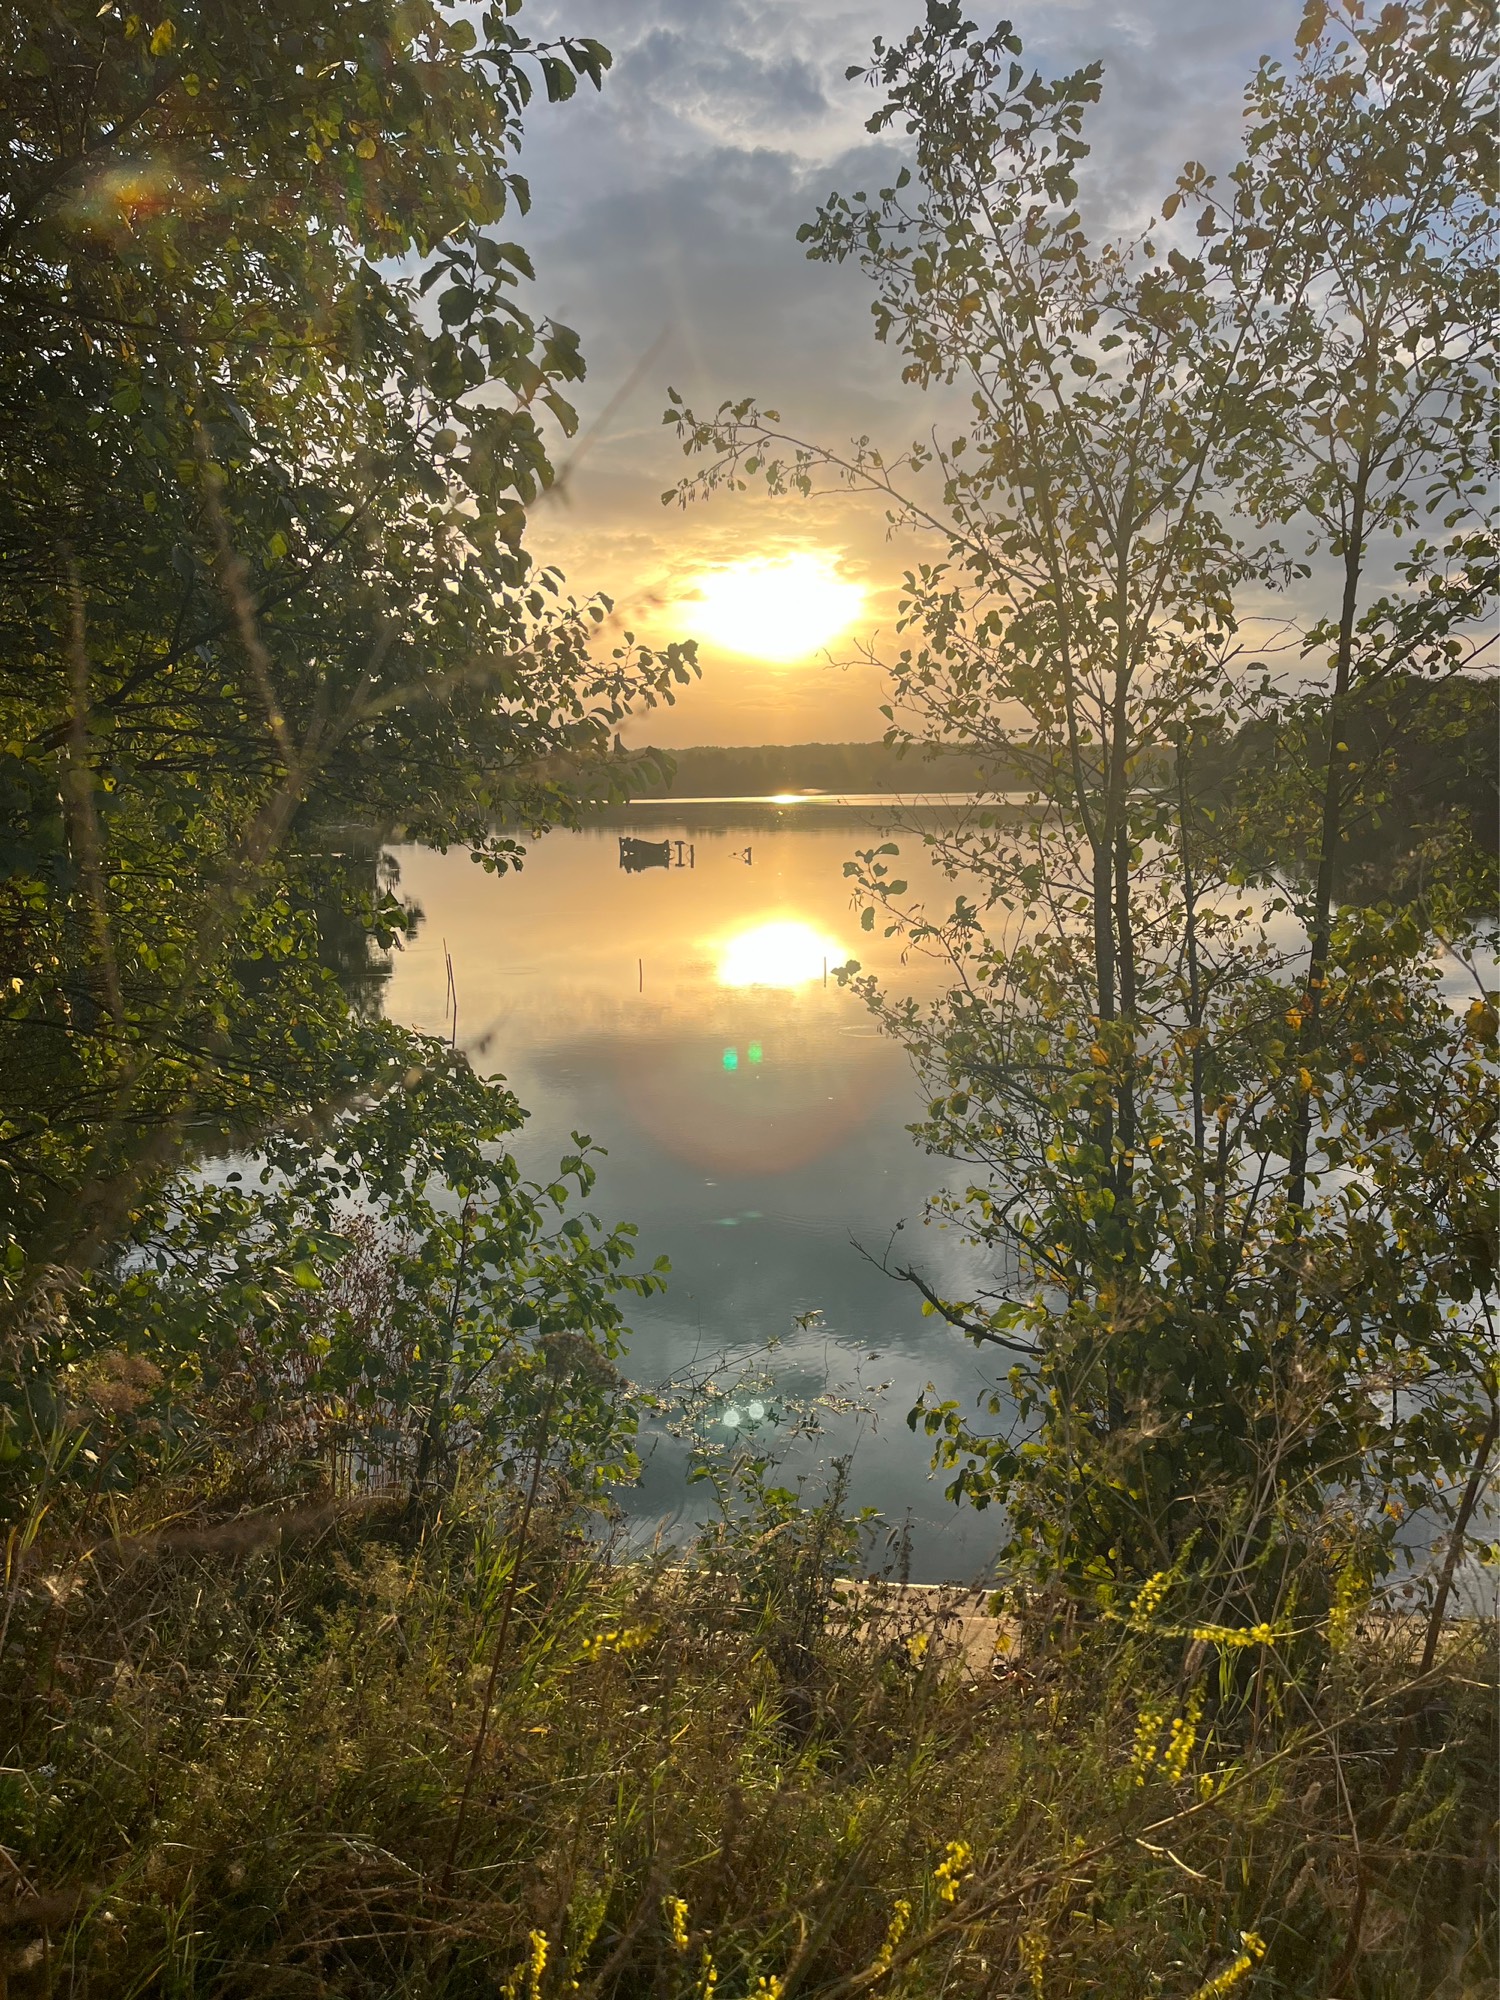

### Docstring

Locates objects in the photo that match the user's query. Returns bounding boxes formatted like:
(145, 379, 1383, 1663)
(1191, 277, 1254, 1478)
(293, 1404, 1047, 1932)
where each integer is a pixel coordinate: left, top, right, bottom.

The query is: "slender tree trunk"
(1091, 832, 1116, 1178)
(1113, 817, 1137, 1173)
(1287, 453, 1371, 1220)
(1419, 1396, 1497, 1676)
(1176, 736, 1207, 1250)
(1092, 834, 1116, 1023)
(1105, 617, 1137, 1208)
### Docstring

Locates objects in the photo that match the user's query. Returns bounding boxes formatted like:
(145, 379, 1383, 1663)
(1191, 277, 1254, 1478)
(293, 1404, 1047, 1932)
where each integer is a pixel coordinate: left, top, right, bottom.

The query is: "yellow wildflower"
(870, 1897, 911, 1976)
(1162, 1690, 1203, 1784)
(1130, 1705, 1164, 1783)
(1018, 1927, 1049, 1996)
(1187, 1931, 1266, 1999)
(697, 1950, 718, 1999)
(580, 1623, 655, 1664)
(1189, 1621, 1280, 1651)
(527, 1930, 549, 2000)
(1327, 1563, 1367, 1655)
(933, 1839, 973, 1903)
(1130, 1570, 1172, 1627)
(665, 1896, 690, 1952)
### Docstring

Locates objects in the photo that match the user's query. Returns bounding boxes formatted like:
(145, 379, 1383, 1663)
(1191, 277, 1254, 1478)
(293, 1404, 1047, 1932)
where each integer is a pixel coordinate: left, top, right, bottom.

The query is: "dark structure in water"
(618, 836, 696, 872)
(618, 836, 672, 872)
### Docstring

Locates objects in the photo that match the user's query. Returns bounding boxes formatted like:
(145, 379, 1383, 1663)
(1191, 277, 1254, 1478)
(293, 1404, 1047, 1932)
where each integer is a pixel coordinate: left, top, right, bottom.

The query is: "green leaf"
(540, 55, 577, 101)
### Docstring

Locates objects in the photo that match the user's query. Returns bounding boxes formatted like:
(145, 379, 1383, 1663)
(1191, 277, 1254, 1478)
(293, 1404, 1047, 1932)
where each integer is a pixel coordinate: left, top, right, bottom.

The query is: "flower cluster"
(1188, 1932, 1266, 1999)
(933, 1839, 974, 1904)
(503, 1930, 550, 2000)
(1162, 1691, 1204, 1785)
(1188, 1621, 1277, 1650)
(1129, 1570, 1172, 1628)
(1018, 1927, 1049, 1996)
(870, 1896, 911, 1975)
(579, 1623, 655, 1665)
(1326, 1564, 1368, 1655)
(1130, 1705, 1165, 1783)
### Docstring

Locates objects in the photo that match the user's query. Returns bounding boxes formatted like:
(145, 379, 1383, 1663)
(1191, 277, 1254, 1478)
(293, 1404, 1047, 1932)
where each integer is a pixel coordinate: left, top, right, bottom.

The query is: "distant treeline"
(1198, 672, 1498, 896)
(634, 682, 1497, 889)
(630, 739, 1014, 796)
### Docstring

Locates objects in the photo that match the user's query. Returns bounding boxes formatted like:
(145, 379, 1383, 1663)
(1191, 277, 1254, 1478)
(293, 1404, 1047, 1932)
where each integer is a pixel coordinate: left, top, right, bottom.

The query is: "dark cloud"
(619, 29, 828, 127)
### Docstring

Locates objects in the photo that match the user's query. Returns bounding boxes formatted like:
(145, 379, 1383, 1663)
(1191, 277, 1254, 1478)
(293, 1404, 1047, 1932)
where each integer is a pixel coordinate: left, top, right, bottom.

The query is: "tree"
(669, 0, 1497, 1623)
(0, 1, 695, 1510)
(1204, 0, 1496, 1223)
(0, 1, 695, 1295)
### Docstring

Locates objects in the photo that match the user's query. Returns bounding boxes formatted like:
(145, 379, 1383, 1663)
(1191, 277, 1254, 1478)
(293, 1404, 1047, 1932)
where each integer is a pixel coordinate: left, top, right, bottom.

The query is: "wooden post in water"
(443, 941, 458, 1046)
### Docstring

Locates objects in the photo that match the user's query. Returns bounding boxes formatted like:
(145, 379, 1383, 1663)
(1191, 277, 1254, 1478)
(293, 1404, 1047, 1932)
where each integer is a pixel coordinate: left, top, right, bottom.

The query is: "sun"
(680, 552, 863, 663)
(716, 919, 848, 989)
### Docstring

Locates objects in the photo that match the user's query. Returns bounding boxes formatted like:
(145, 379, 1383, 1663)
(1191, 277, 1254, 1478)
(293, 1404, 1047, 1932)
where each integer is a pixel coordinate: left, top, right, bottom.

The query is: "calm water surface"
(383, 800, 1008, 1579)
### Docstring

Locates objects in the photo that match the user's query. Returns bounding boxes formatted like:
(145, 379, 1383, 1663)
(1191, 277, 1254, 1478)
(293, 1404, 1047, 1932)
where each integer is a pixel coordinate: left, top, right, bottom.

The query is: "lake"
(382, 799, 1011, 1580)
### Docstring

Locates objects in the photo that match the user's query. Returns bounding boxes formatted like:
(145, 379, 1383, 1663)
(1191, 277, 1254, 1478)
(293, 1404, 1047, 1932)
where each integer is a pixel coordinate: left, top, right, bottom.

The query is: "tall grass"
(0, 1456, 1491, 1997)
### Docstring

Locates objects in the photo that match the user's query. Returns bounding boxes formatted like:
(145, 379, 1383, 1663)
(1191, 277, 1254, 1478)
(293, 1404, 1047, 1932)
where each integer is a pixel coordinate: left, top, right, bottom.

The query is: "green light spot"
(722, 1046, 738, 1072)
(748, 1042, 763, 1065)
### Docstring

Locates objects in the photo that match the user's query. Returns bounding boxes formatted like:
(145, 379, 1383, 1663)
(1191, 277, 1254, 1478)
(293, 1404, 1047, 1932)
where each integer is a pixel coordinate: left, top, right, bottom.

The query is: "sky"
(514, 0, 1304, 748)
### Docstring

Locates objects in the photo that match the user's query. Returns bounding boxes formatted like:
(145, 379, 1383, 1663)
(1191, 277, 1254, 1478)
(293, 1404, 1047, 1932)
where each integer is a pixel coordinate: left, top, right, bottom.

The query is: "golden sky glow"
(677, 551, 864, 664)
(715, 918, 849, 989)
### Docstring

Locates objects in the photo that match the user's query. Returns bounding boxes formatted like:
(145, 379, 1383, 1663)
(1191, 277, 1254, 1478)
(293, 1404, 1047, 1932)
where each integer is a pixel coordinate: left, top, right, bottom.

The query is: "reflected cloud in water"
(381, 804, 1008, 1579)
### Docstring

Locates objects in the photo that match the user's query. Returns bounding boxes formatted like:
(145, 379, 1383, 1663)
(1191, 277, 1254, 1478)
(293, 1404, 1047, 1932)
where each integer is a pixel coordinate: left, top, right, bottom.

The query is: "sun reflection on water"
(715, 919, 848, 990)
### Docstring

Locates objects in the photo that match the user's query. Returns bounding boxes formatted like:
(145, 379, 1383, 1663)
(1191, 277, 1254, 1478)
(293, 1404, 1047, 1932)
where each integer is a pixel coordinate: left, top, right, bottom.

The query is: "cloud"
(513, 2, 1308, 745)
(619, 28, 829, 133)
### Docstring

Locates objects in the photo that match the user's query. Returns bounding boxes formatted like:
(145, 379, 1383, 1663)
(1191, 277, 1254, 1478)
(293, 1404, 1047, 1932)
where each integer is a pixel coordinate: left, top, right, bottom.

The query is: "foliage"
(0, 1462, 1490, 1995)
(1196, 674, 1498, 912)
(0, 2, 1494, 1988)
(667, 0, 1498, 1627)
(0, 0, 695, 1294)
(0, 1040, 667, 1514)
(627, 738, 1012, 800)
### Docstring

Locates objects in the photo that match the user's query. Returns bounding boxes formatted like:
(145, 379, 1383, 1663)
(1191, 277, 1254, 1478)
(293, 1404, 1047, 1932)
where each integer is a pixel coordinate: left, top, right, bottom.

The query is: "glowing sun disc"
(716, 920, 847, 989)
(682, 553, 863, 663)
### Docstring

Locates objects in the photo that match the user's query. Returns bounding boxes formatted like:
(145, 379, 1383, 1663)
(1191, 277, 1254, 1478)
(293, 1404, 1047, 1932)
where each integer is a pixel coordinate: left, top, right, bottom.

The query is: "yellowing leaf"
(1465, 999, 1498, 1043)
(1296, 1, 1328, 51)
